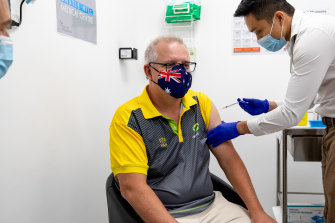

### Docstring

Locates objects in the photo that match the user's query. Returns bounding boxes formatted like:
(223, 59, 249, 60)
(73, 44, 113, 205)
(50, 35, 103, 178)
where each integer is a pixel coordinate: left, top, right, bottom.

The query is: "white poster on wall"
(232, 17, 260, 54)
(56, 0, 97, 44)
(232, 17, 286, 55)
(232, 9, 328, 55)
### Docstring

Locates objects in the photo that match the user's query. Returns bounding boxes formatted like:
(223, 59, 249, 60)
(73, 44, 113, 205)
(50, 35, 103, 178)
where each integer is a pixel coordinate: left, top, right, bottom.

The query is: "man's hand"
(238, 98, 269, 116)
(207, 121, 240, 147)
(251, 210, 277, 223)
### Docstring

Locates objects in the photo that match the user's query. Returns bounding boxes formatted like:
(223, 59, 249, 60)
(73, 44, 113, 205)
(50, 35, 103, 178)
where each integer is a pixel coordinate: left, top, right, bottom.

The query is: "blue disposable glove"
(207, 121, 241, 147)
(237, 98, 269, 116)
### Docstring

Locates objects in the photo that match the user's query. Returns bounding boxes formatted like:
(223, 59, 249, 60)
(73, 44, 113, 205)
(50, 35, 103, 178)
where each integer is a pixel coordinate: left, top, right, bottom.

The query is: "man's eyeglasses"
(149, 62, 197, 72)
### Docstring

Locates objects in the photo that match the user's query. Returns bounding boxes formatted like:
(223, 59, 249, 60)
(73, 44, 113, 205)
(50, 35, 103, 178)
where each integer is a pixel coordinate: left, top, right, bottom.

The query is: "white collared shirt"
(248, 10, 335, 136)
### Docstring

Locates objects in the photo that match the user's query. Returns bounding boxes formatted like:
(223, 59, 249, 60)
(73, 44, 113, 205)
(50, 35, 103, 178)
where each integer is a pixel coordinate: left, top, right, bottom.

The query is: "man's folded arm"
(110, 119, 177, 223)
(117, 173, 178, 223)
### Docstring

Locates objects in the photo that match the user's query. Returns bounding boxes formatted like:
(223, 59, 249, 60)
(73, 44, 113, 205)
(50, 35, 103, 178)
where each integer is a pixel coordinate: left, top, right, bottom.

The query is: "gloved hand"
(207, 121, 241, 147)
(237, 98, 269, 116)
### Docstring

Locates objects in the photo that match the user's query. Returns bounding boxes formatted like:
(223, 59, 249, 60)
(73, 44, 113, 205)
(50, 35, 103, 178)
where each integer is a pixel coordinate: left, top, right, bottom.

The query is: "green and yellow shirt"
(109, 86, 214, 217)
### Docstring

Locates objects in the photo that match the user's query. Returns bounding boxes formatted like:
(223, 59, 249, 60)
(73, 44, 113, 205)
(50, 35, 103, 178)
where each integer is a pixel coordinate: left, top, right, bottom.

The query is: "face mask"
(257, 17, 287, 52)
(0, 35, 13, 79)
(152, 64, 192, 99)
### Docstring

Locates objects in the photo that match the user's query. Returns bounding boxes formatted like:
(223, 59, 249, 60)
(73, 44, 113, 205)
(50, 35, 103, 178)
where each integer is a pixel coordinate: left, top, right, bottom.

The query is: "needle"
(221, 102, 238, 110)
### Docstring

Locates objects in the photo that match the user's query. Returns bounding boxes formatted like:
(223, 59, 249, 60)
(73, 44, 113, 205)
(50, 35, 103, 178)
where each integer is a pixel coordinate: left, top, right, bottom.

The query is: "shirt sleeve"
(248, 29, 335, 136)
(197, 92, 212, 130)
(109, 119, 149, 176)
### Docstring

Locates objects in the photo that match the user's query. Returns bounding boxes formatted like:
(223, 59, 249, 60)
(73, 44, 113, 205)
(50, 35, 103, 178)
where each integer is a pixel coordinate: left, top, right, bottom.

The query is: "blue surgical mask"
(0, 36, 13, 79)
(152, 64, 192, 99)
(257, 17, 287, 52)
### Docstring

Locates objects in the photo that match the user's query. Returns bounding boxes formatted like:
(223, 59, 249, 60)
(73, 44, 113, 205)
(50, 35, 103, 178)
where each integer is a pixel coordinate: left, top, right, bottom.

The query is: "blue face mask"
(0, 36, 14, 79)
(257, 17, 287, 52)
(152, 64, 192, 99)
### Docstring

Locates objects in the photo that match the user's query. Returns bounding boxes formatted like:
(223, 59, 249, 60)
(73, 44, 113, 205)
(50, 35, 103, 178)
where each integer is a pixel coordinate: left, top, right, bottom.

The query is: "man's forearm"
(236, 101, 277, 135)
(224, 156, 263, 215)
(121, 183, 177, 223)
(212, 144, 264, 217)
(268, 101, 278, 112)
(237, 121, 251, 135)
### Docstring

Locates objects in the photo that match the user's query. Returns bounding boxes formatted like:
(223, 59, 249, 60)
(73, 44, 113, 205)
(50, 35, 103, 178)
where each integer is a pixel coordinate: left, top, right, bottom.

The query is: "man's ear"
(275, 11, 285, 26)
(144, 64, 152, 80)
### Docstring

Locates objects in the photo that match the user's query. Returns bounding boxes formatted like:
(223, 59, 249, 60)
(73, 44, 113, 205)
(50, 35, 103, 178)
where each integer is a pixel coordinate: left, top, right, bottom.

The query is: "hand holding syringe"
(222, 98, 270, 115)
(221, 102, 238, 110)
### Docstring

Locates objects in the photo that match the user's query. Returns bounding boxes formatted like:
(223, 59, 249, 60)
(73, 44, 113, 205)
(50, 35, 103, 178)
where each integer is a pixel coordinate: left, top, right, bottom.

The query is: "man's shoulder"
(112, 96, 141, 125)
(299, 12, 335, 37)
(187, 90, 211, 103)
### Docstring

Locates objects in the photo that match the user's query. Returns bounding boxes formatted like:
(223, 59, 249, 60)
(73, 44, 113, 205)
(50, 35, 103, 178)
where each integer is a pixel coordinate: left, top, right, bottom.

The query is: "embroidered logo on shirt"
(192, 123, 200, 139)
(193, 123, 200, 132)
(159, 138, 168, 148)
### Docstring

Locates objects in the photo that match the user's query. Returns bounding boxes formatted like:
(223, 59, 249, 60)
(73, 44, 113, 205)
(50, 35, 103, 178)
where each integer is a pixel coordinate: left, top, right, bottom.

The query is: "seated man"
(109, 36, 275, 223)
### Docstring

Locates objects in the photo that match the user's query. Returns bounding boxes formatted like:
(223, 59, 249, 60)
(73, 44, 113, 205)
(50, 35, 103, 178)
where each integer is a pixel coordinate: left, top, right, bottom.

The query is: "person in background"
(109, 36, 276, 223)
(207, 0, 335, 222)
(0, 0, 13, 79)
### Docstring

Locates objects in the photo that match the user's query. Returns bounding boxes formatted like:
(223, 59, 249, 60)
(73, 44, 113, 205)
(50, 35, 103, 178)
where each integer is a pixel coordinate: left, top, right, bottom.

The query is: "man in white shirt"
(206, 0, 335, 222)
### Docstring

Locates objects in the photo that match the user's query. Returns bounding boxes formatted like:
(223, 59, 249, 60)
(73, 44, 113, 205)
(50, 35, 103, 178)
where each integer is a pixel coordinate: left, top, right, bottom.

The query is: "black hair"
(234, 0, 295, 23)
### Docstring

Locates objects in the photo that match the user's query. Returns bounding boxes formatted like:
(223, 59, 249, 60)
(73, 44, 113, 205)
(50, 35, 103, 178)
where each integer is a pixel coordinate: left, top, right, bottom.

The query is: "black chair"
(106, 173, 247, 223)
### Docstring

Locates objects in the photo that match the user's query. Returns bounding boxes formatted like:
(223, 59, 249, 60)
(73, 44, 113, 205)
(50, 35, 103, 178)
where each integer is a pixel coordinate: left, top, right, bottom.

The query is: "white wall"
(0, 0, 334, 222)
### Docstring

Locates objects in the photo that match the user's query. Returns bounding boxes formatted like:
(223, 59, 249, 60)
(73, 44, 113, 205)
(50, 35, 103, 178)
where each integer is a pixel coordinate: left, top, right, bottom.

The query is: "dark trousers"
(322, 117, 335, 223)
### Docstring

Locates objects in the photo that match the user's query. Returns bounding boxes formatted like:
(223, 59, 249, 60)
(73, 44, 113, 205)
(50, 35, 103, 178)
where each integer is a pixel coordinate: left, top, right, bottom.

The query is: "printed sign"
(232, 16, 287, 54)
(56, 0, 97, 44)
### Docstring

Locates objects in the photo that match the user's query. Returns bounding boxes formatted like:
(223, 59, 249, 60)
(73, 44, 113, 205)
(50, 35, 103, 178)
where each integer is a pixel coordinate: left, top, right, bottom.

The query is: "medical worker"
(207, 0, 335, 222)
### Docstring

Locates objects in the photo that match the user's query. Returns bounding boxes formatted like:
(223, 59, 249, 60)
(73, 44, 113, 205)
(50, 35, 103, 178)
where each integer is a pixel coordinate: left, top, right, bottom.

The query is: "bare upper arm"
(208, 101, 222, 131)
(208, 101, 237, 162)
(117, 173, 147, 191)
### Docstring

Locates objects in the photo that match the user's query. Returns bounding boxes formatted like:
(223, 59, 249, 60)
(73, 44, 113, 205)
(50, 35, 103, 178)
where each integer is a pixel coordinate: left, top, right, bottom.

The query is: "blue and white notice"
(56, 0, 97, 44)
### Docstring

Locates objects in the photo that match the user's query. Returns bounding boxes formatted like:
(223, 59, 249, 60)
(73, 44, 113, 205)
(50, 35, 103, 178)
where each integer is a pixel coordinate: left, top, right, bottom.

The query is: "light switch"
(119, 48, 137, 60)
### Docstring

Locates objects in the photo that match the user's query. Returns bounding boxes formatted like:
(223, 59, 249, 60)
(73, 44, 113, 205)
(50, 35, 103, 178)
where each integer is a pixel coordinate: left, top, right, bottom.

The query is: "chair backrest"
(106, 173, 143, 223)
(106, 173, 247, 223)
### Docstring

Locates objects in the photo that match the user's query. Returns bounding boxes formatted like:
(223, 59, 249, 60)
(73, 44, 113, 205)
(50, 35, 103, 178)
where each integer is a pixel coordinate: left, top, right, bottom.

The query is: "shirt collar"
(138, 86, 198, 120)
(182, 89, 198, 109)
(290, 10, 304, 39)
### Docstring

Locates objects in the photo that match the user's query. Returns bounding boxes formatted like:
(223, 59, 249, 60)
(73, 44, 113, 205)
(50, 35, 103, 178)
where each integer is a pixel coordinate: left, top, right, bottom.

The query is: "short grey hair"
(144, 36, 187, 64)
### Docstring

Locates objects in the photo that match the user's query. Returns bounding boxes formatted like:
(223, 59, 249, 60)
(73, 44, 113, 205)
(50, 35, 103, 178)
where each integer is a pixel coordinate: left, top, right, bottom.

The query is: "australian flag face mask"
(151, 64, 192, 99)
